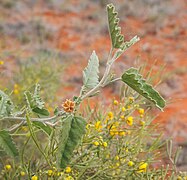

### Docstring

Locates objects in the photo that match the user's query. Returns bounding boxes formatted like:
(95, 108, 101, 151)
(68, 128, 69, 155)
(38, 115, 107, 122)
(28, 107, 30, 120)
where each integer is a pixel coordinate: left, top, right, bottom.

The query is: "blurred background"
(0, 0, 187, 170)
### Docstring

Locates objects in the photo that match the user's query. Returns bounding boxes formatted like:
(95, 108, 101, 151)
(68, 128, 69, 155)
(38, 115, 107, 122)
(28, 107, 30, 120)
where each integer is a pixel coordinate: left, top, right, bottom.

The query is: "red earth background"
(0, 0, 187, 170)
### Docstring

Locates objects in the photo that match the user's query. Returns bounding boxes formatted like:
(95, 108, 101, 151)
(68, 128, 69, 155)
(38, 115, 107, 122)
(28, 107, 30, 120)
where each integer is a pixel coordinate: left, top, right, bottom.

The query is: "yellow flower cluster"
(93, 136, 108, 148)
(126, 116, 133, 126)
(13, 84, 20, 95)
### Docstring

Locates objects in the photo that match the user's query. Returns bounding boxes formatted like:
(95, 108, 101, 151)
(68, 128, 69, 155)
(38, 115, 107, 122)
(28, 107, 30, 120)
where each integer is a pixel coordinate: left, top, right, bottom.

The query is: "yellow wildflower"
(115, 155, 120, 160)
(0, 61, 4, 65)
(138, 108, 144, 115)
(126, 116, 133, 126)
(120, 115, 125, 120)
(65, 166, 72, 173)
(20, 171, 26, 176)
(94, 121, 102, 130)
(137, 162, 148, 173)
(116, 163, 120, 167)
(102, 142, 108, 147)
(48, 169, 53, 176)
(129, 97, 134, 102)
(110, 131, 115, 136)
(108, 112, 114, 120)
(128, 161, 134, 167)
(177, 176, 182, 180)
(5, 164, 11, 171)
(31, 175, 38, 180)
(140, 120, 145, 126)
(119, 131, 126, 136)
(121, 107, 126, 112)
(14, 89, 19, 95)
(93, 141, 100, 146)
(127, 105, 131, 109)
(113, 100, 119, 105)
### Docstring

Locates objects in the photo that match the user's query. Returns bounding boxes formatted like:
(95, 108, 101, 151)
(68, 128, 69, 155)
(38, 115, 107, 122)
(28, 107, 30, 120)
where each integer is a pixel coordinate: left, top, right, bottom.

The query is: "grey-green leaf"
(0, 130, 18, 157)
(0, 90, 14, 118)
(121, 68, 166, 110)
(83, 51, 99, 89)
(32, 121, 52, 136)
(107, 3, 124, 49)
(58, 115, 86, 168)
(24, 84, 49, 117)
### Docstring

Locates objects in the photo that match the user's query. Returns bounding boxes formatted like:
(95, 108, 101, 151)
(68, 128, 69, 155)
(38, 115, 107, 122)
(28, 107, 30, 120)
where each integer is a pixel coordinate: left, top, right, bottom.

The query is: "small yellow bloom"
(5, 164, 11, 171)
(119, 131, 126, 136)
(0, 61, 4, 65)
(108, 112, 114, 120)
(14, 89, 19, 95)
(113, 100, 119, 105)
(177, 176, 182, 180)
(121, 107, 126, 112)
(137, 162, 148, 173)
(128, 161, 134, 167)
(48, 169, 53, 176)
(31, 175, 38, 180)
(126, 116, 133, 126)
(110, 131, 115, 136)
(140, 114, 144, 118)
(65, 166, 72, 173)
(102, 142, 108, 147)
(120, 115, 125, 120)
(93, 141, 100, 146)
(94, 121, 102, 130)
(20, 171, 26, 176)
(140, 120, 145, 126)
(138, 108, 144, 115)
(116, 163, 120, 167)
(129, 97, 134, 102)
(127, 105, 131, 109)
(115, 155, 120, 160)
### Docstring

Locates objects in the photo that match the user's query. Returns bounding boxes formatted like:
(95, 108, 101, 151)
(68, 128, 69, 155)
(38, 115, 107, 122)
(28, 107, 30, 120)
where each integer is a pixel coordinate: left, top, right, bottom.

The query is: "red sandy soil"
(0, 0, 187, 144)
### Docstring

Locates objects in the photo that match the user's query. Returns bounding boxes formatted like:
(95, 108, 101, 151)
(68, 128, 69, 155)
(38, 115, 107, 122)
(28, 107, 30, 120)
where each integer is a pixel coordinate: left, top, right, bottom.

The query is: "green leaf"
(121, 68, 166, 110)
(58, 115, 86, 168)
(83, 51, 99, 89)
(32, 107, 49, 117)
(0, 130, 18, 157)
(24, 84, 49, 116)
(0, 90, 14, 118)
(32, 121, 52, 136)
(107, 4, 124, 49)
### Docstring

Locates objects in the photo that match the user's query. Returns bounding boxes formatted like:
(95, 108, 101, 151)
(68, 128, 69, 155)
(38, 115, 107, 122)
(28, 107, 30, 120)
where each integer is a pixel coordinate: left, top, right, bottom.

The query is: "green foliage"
(0, 130, 18, 157)
(107, 4, 124, 49)
(0, 90, 14, 118)
(83, 51, 99, 90)
(58, 115, 86, 168)
(32, 121, 52, 136)
(121, 67, 166, 110)
(25, 84, 49, 117)
(11, 51, 63, 107)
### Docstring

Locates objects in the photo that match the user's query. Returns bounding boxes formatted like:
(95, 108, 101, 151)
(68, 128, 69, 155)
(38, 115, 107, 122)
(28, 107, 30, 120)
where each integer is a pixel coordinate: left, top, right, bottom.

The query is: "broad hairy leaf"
(58, 115, 86, 168)
(0, 90, 14, 118)
(83, 51, 99, 89)
(0, 130, 18, 157)
(107, 3, 124, 49)
(24, 84, 49, 116)
(121, 68, 166, 110)
(32, 121, 52, 136)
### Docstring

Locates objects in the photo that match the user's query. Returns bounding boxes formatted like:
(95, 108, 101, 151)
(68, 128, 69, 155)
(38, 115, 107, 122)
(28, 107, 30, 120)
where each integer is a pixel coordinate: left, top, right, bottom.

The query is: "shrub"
(0, 3, 186, 180)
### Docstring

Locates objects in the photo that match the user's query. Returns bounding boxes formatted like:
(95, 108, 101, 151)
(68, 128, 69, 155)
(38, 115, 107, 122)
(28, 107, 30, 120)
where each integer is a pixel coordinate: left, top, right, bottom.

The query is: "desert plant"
(0, 3, 185, 180)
